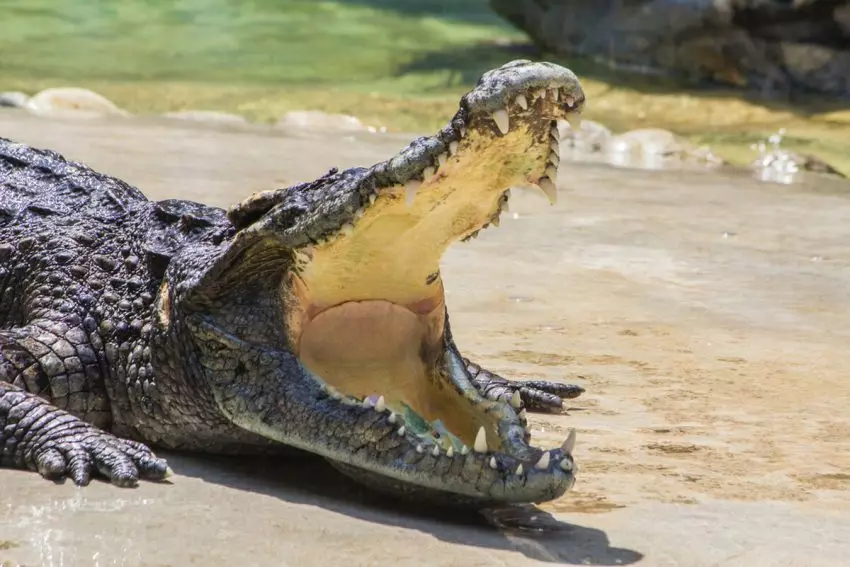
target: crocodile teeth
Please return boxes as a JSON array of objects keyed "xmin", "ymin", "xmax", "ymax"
[
  {"xmin": 422, "ymin": 166, "xmax": 436, "ymax": 180},
  {"xmin": 405, "ymin": 179, "xmax": 421, "ymax": 206},
  {"xmin": 549, "ymin": 151, "xmax": 560, "ymax": 167},
  {"xmin": 515, "ymin": 464, "xmax": 524, "ymax": 476},
  {"xmin": 565, "ymin": 111, "xmax": 582, "ymax": 130},
  {"xmin": 491, "ymin": 215, "xmax": 500, "ymax": 227},
  {"xmin": 446, "ymin": 447, "xmax": 454, "ymax": 458},
  {"xmin": 559, "ymin": 458, "xmax": 573, "ymax": 472},
  {"xmin": 368, "ymin": 193, "xmax": 377, "ymax": 204},
  {"xmin": 564, "ymin": 94, "xmax": 576, "ymax": 107},
  {"xmin": 388, "ymin": 412, "xmax": 397, "ymax": 424},
  {"xmin": 474, "ymin": 426, "xmax": 488, "ymax": 453},
  {"xmin": 460, "ymin": 126, "xmax": 467, "ymax": 138},
  {"xmin": 509, "ymin": 390, "xmax": 522, "ymax": 409},
  {"xmin": 550, "ymin": 125, "xmax": 560, "ymax": 140},
  {"xmin": 550, "ymin": 138, "xmax": 560, "ymax": 154},
  {"xmin": 397, "ymin": 426, "xmax": 406, "ymax": 436},
  {"xmin": 562, "ymin": 428, "xmax": 577, "ymax": 454},
  {"xmin": 502, "ymin": 199, "xmax": 510, "ymax": 214},
  {"xmin": 538, "ymin": 177, "xmax": 557, "ymax": 205},
  {"xmin": 518, "ymin": 409, "xmax": 527, "ymax": 421},
  {"xmin": 492, "ymin": 109, "xmax": 510, "ymax": 135},
  {"xmin": 416, "ymin": 444, "xmax": 424, "ymax": 454},
  {"xmin": 515, "ymin": 94, "xmax": 528, "ymax": 110},
  {"xmin": 545, "ymin": 165, "xmax": 559, "ymax": 181},
  {"xmin": 432, "ymin": 445, "xmax": 440, "ymax": 457},
  {"xmin": 489, "ymin": 456, "xmax": 498, "ymax": 470},
  {"xmin": 374, "ymin": 395, "xmax": 386, "ymax": 412},
  {"xmin": 550, "ymin": 88, "xmax": 560, "ymax": 102},
  {"xmin": 437, "ymin": 153, "xmax": 448, "ymax": 167},
  {"xmin": 461, "ymin": 445, "xmax": 470, "ymax": 456},
  {"xmin": 340, "ymin": 223, "xmax": 355, "ymax": 236},
  {"xmin": 449, "ymin": 141, "xmax": 459, "ymax": 155},
  {"xmin": 534, "ymin": 451, "xmax": 551, "ymax": 470}
]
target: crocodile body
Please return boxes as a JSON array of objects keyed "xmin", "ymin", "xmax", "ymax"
[{"xmin": 0, "ymin": 60, "xmax": 586, "ymax": 506}]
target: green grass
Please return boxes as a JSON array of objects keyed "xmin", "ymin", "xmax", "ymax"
[{"xmin": 1, "ymin": 0, "xmax": 849, "ymax": 173}]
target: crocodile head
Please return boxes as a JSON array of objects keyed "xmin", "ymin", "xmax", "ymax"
[{"xmin": 183, "ymin": 60, "xmax": 585, "ymax": 506}]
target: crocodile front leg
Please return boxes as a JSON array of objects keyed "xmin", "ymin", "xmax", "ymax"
[
  {"xmin": 462, "ymin": 357, "xmax": 585, "ymax": 412},
  {"xmin": 0, "ymin": 325, "xmax": 169, "ymax": 485}
]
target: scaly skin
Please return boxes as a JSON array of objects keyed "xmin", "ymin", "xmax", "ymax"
[{"xmin": 0, "ymin": 60, "xmax": 586, "ymax": 506}]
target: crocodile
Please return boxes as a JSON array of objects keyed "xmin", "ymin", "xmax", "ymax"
[{"xmin": 0, "ymin": 60, "xmax": 586, "ymax": 507}]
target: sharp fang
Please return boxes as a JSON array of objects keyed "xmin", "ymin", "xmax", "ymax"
[
  {"xmin": 550, "ymin": 88, "xmax": 560, "ymax": 102},
  {"xmin": 502, "ymin": 200, "xmax": 510, "ymax": 213},
  {"xmin": 516, "ymin": 94, "xmax": 528, "ymax": 110},
  {"xmin": 460, "ymin": 126, "xmax": 467, "ymax": 138},
  {"xmin": 564, "ymin": 94, "xmax": 576, "ymax": 107},
  {"xmin": 549, "ymin": 151, "xmax": 560, "ymax": 167},
  {"xmin": 516, "ymin": 464, "xmax": 524, "ymax": 476},
  {"xmin": 562, "ymin": 428, "xmax": 577, "ymax": 454},
  {"xmin": 534, "ymin": 451, "xmax": 551, "ymax": 470},
  {"xmin": 432, "ymin": 445, "xmax": 440, "ymax": 457},
  {"xmin": 519, "ymin": 409, "xmax": 527, "ymax": 420},
  {"xmin": 416, "ymin": 444, "xmax": 424, "ymax": 454},
  {"xmin": 510, "ymin": 390, "xmax": 522, "ymax": 409},
  {"xmin": 397, "ymin": 426, "xmax": 406, "ymax": 436},
  {"xmin": 461, "ymin": 445, "xmax": 470, "ymax": 456},
  {"xmin": 491, "ymin": 215, "xmax": 500, "ymax": 227},
  {"xmin": 388, "ymin": 412, "xmax": 397, "ymax": 424},
  {"xmin": 341, "ymin": 223, "xmax": 355, "ymax": 236},
  {"xmin": 489, "ymin": 456, "xmax": 498, "ymax": 470},
  {"xmin": 550, "ymin": 125, "xmax": 560, "ymax": 140},
  {"xmin": 437, "ymin": 153, "xmax": 447, "ymax": 167},
  {"xmin": 550, "ymin": 139, "xmax": 560, "ymax": 154},
  {"xmin": 375, "ymin": 396, "xmax": 386, "ymax": 412},
  {"xmin": 565, "ymin": 111, "xmax": 582, "ymax": 130},
  {"xmin": 545, "ymin": 165, "xmax": 558, "ymax": 181},
  {"xmin": 446, "ymin": 447, "xmax": 454, "ymax": 458},
  {"xmin": 404, "ymin": 179, "xmax": 421, "ymax": 206},
  {"xmin": 492, "ymin": 109, "xmax": 510, "ymax": 135},
  {"xmin": 422, "ymin": 166, "xmax": 436, "ymax": 180},
  {"xmin": 449, "ymin": 141, "xmax": 459, "ymax": 155},
  {"xmin": 538, "ymin": 177, "xmax": 558, "ymax": 205},
  {"xmin": 474, "ymin": 426, "xmax": 488, "ymax": 453},
  {"xmin": 559, "ymin": 458, "xmax": 573, "ymax": 472}
]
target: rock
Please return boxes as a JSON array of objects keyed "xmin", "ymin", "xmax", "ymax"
[
  {"xmin": 162, "ymin": 110, "xmax": 247, "ymax": 125},
  {"xmin": 25, "ymin": 87, "xmax": 127, "ymax": 118},
  {"xmin": 489, "ymin": 0, "xmax": 850, "ymax": 98},
  {"xmin": 0, "ymin": 91, "xmax": 29, "ymax": 108},
  {"xmin": 277, "ymin": 110, "xmax": 368, "ymax": 133},
  {"xmin": 557, "ymin": 119, "xmax": 611, "ymax": 151}
]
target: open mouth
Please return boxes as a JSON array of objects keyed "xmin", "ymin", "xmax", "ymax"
[{"xmin": 274, "ymin": 62, "xmax": 583, "ymax": 495}]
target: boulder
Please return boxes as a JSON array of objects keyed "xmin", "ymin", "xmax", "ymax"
[
  {"xmin": 25, "ymin": 87, "xmax": 127, "ymax": 118},
  {"xmin": 490, "ymin": 0, "xmax": 850, "ymax": 97}
]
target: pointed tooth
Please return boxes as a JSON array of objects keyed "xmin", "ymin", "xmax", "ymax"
[
  {"xmin": 516, "ymin": 94, "xmax": 528, "ymax": 110},
  {"xmin": 388, "ymin": 412, "xmax": 397, "ymax": 424},
  {"xmin": 416, "ymin": 444, "xmax": 424, "ymax": 454},
  {"xmin": 474, "ymin": 426, "xmax": 488, "ymax": 453},
  {"xmin": 368, "ymin": 193, "xmax": 377, "ymax": 204},
  {"xmin": 534, "ymin": 451, "xmax": 551, "ymax": 470},
  {"xmin": 516, "ymin": 463, "xmax": 524, "ymax": 476},
  {"xmin": 397, "ymin": 426, "xmax": 406, "ymax": 437},
  {"xmin": 562, "ymin": 428, "xmax": 577, "ymax": 454},
  {"xmin": 550, "ymin": 138, "xmax": 560, "ymax": 154},
  {"xmin": 340, "ymin": 223, "xmax": 354, "ymax": 236},
  {"xmin": 374, "ymin": 395, "xmax": 386, "ymax": 412},
  {"xmin": 559, "ymin": 458, "xmax": 573, "ymax": 472},
  {"xmin": 550, "ymin": 88, "xmax": 560, "ymax": 102},
  {"xmin": 565, "ymin": 111, "xmax": 582, "ymax": 130},
  {"xmin": 431, "ymin": 445, "xmax": 440, "ymax": 457},
  {"xmin": 538, "ymin": 177, "xmax": 557, "ymax": 205},
  {"xmin": 461, "ymin": 445, "xmax": 469, "ymax": 456},
  {"xmin": 422, "ymin": 166, "xmax": 435, "ymax": 179},
  {"xmin": 354, "ymin": 208, "xmax": 365, "ymax": 220},
  {"xmin": 492, "ymin": 109, "xmax": 510, "ymax": 135},
  {"xmin": 491, "ymin": 215, "xmax": 500, "ymax": 227},
  {"xmin": 564, "ymin": 94, "xmax": 576, "ymax": 107},
  {"xmin": 550, "ymin": 125, "xmax": 560, "ymax": 140},
  {"xmin": 545, "ymin": 165, "xmax": 558, "ymax": 180},
  {"xmin": 446, "ymin": 447, "xmax": 454, "ymax": 458},
  {"xmin": 459, "ymin": 126, "xmax": 467, "ymax": 138},
  {"xmin": 404, "ymin": 179, "xmax": 421, "ymax": 206},
  {"xmin": 489, "ymin": 456, "xmax": 498, "ymax": 470},
  {"xmin": 510, "ymin": 390, "xmax": 522, "ymax": 409},
  {"xmin": 437, "ymin": 153, "xmax": 447, "ymax": 167},
  {"xmin": 519, "ymin": 409, "xmax": 527, "ymax": 421},
  {"xmin": 449, "ymin": 140, "xmax": 459, "ymax": 155},
  {"xmin": 548, "ymin": 151, "xmax": 560, "ymax": 167},
  {"xmin": 502, "ymin": 199, "xmax": 510, "ymax": 214}
]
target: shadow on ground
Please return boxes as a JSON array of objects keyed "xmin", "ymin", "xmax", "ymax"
[{"xmin": 168, "ymin": 452, "xmax": 643, "ymax": 565}]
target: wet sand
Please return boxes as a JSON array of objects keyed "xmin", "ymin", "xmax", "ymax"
[{"xmin": 1, "ymin": 110, "xmax": 849, "ymax": 566}]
